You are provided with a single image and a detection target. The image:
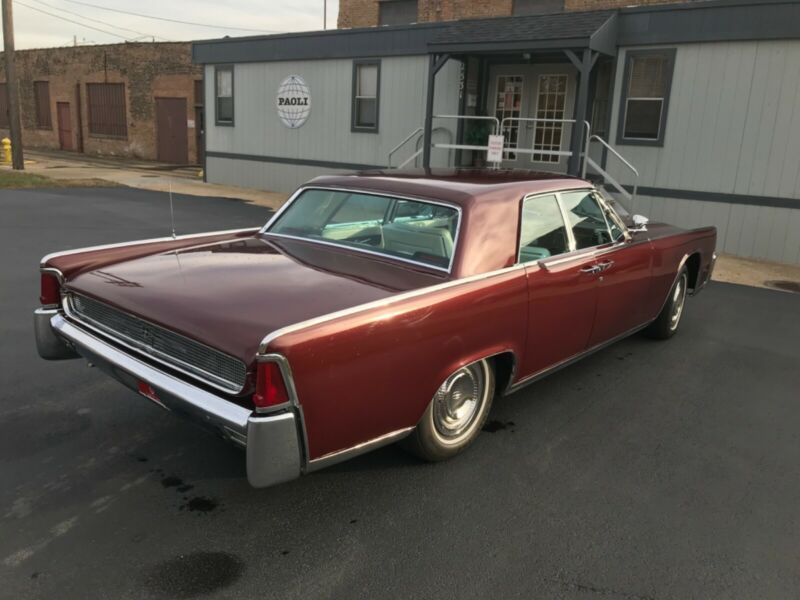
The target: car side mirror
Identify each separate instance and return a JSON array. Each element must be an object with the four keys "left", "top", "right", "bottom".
[{"left": 629, "top": 214, "right": 649, "bottom": 233}]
